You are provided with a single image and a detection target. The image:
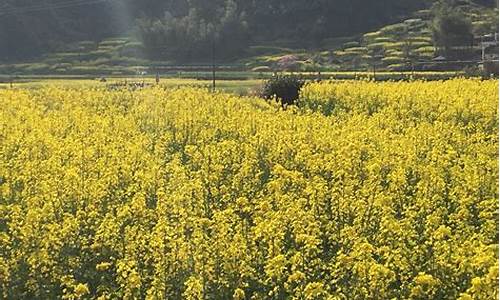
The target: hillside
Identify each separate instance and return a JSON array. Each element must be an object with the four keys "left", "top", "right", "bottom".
[
  {"left": 0, "top": 0, "right": 429, "bottom": 61},
  {"left": 0, "top": 0, "right": 497, "bottom": 75},
  {"left": 242, "top": 1, "right": 498, "bottom": 72}
]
